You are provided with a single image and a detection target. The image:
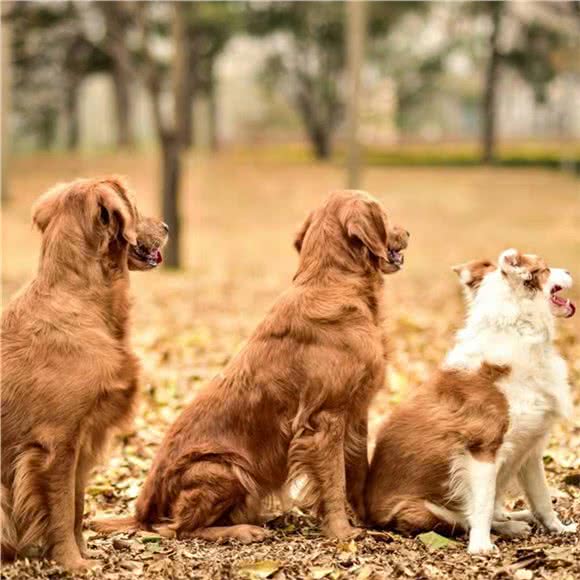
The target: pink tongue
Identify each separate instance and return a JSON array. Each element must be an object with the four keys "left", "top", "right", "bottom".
[
  {"left": 553, "top": 295, "right": 567, "bottom": 306},
  {"left": 567, "top": 300, "right": 576, "bottom": 318},
  {"left": 155, "top": 250, "right": 163, "bottom": 264}
]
